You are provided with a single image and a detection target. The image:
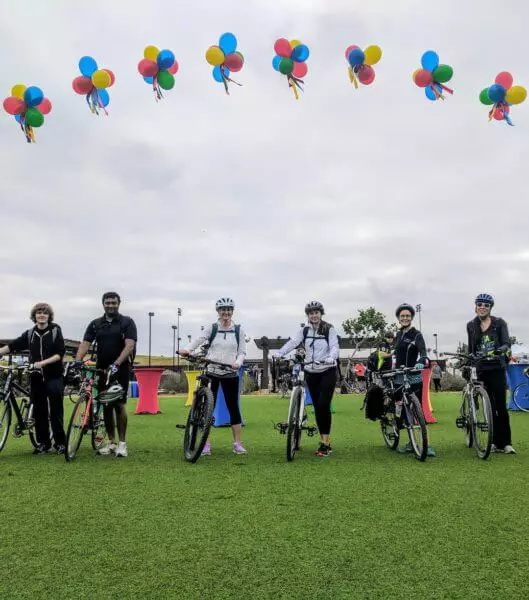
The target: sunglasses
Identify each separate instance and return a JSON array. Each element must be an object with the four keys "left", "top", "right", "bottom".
[
  {"left": 476, "top": 302, "right": 491, "bottom": 308},
  {"left": 219, "top": 307, "right": 233, "bottom": 311}
]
